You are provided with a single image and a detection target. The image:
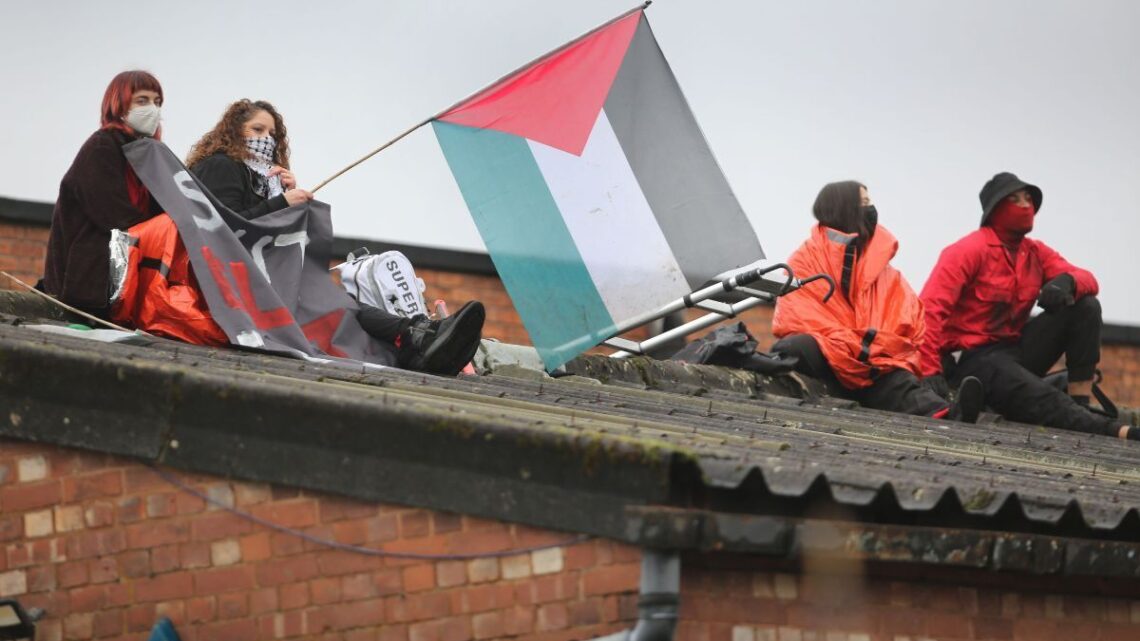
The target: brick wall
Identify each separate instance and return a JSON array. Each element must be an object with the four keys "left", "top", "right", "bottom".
[
  {"left": 2, "top": 219, "right": 1139, "bottom": 406},
  {"left": 678, "top": 562, "right": 1140, "bottom": 641},
  {"left": 4, "top": 439, "right": 1140, "bottom": 641},
  {"left": 0, "top": 223, "right": 49, "bottom": 290},
  {"left": 0, "top": 440, "right": 639, "bottom": 641}
]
